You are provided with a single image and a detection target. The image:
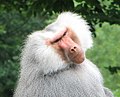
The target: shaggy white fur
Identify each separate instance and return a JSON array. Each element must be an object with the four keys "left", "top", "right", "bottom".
[
  {"left": 46, "top": 12, "right": 93, "bottom": 52},
  {"left": 14, "top": 12, "right": 114, "bottom": 97},
  {"left": 21, "top": 12, "right": 93, "bottom": 74}
]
